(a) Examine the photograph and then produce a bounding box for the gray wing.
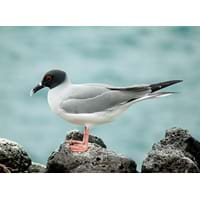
[60,84,151,114]
[66,84,110,99]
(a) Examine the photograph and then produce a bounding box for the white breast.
[48,91,61,114]
[47,81,69,115]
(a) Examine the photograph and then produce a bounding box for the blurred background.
[0,27,199,169]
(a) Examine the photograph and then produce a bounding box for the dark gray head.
[31,69,67,95]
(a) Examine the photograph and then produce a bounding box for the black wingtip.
[150,80,183,93]
[173,80,183,83]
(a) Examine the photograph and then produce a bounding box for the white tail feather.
[129,92,177,104]
[151,92,177,98]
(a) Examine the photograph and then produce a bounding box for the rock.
[47,131,137,173]
[185,137,200,168]
[27,162,46,173]
[0,138,31,172]
[0,163,11,173]
[142,128,200,173]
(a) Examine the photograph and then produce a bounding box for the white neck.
[47,80,71,114]
[48,80,70,99]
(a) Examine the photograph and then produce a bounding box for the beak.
[30,83,44,96]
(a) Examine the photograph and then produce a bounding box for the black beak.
[30,83,44,96]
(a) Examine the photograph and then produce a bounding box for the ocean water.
[0,27,200,169]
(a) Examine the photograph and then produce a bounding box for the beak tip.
[30,89,34,97]
[30,83,44,97]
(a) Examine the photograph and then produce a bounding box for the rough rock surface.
[0,138,31,172]
[47,130,137,173]
[0,163,11,173]
[27,162,46,173]
[185,137,200,168]
[142,128,200,173]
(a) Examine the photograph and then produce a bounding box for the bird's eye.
[45,75,52,81]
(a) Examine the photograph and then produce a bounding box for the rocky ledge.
[0,138,31,172]
[1,128,200,173]
[47,130,137,173]
[142,128,200,172]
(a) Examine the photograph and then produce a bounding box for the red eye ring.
[45,75,52,81]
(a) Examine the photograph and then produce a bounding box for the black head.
[31,69,67,95]
[41,69,66,89]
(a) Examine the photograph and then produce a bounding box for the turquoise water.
[0,27,200,169]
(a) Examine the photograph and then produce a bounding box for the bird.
[31,69,182,152]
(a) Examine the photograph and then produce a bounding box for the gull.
[31,69,182,152]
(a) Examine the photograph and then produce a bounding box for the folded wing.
[61,84,151,114]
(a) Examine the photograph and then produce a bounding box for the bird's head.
[30,69,67,96]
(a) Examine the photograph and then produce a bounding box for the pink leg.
[69,126,89,152]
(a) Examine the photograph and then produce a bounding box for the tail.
[148,91,178,98]
[124,80,183,105]
[150,80,183,93]
[148,80,183,99]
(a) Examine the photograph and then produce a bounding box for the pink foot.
[69,144,89,152]
[69,139,84,145]
[68,126,90,152]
